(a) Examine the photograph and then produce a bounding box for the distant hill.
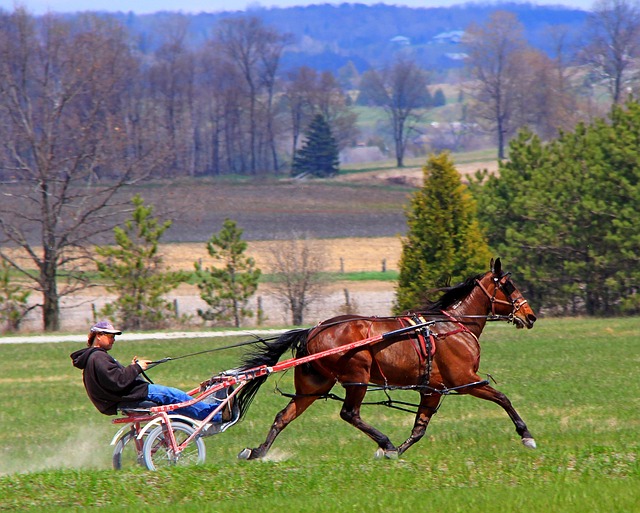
[105,2,588,77]
[101,3,589,76]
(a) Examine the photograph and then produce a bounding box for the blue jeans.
[147,384,222,422]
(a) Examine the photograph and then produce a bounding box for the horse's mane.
[410,273,485,314]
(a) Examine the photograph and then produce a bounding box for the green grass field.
[1,317,638,512]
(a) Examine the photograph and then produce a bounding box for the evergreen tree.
[95,195,188,330]
[395,152,492,313]
[0,260,31,333]
[194,219,261,327]
[472,100,640,315]
[432,88,446,107]
[292,114,340,177]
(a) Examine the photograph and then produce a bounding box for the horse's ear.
[493,258,502,275]
[490,258,495,272]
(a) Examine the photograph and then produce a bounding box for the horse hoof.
[238,448,252,460]
[522,437,537,449]
[374,448,398,460]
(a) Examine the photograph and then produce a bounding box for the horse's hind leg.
[397,393,442,456]
[340,385,398,459]
[238,371,334,460]
[469,383,537,449]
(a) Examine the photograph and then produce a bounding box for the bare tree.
[541,25,583,133]
[313,71,359,151]
[358,59,429,167]
[0,10,165,331]
[195,46,246,175]
[146,16,197,176]
[463,11,529,159]
[283,67,358,168]
[283,66,317,164]
[267,238,327,326]
[259,28,292,173]
[0,259,33,333]
[215,16,290,174]
[582,0,640,104]
[510,47,582,141]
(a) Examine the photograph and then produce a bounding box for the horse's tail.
[234,327,310,420]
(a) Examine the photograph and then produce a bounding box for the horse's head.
[476,258,537,329]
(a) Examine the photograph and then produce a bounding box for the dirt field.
[163,236,402,273]
[140,159,496,243]
[149,179,412,243]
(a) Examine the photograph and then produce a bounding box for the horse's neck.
[443,285,491,336]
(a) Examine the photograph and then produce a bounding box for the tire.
[142,421,206,471]
[112,429,145,470]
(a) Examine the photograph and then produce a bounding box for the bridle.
[475,272,529,323]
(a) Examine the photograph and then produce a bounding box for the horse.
[235,258,537,460]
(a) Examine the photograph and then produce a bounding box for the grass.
[0,317,638,511]
[13,270,400,288]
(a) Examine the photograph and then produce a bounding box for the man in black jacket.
[71,321,221,421]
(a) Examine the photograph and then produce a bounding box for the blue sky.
[1,0,593,14]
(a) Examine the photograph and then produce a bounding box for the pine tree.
[194,219,261,327]
[395,152,492,313]
[0,260,31,333]
[473,100,640,315]
[292,114,340,177]
[95,195,188,330]
[432,88,447,107]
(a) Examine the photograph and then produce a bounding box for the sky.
[0,0,593,14]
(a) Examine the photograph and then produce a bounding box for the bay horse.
[236,258,537,460]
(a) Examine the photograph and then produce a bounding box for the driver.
[70,320,222,422]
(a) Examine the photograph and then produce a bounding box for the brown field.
[162,236,402,273]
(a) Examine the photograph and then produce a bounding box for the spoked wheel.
[112,429,146,470]
[142,421,206,471]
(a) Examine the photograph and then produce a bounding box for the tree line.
[2,2,639,180]
[397,98,640,317]
[0,9,358,183]
[471,100,640,316]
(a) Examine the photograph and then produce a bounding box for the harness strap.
[438,310,479,344]
[366,322,389,385]
[404,315,436,363]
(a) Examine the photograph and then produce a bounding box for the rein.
[145,333,281,369]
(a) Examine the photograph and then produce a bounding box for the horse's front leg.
[397,393,441,456]
[469,383,537,449]
[340,385,398,459]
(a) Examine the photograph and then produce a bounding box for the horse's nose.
[527,313,537,328]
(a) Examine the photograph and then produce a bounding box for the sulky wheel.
[142,421,206,471]
[112,429,146,470]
